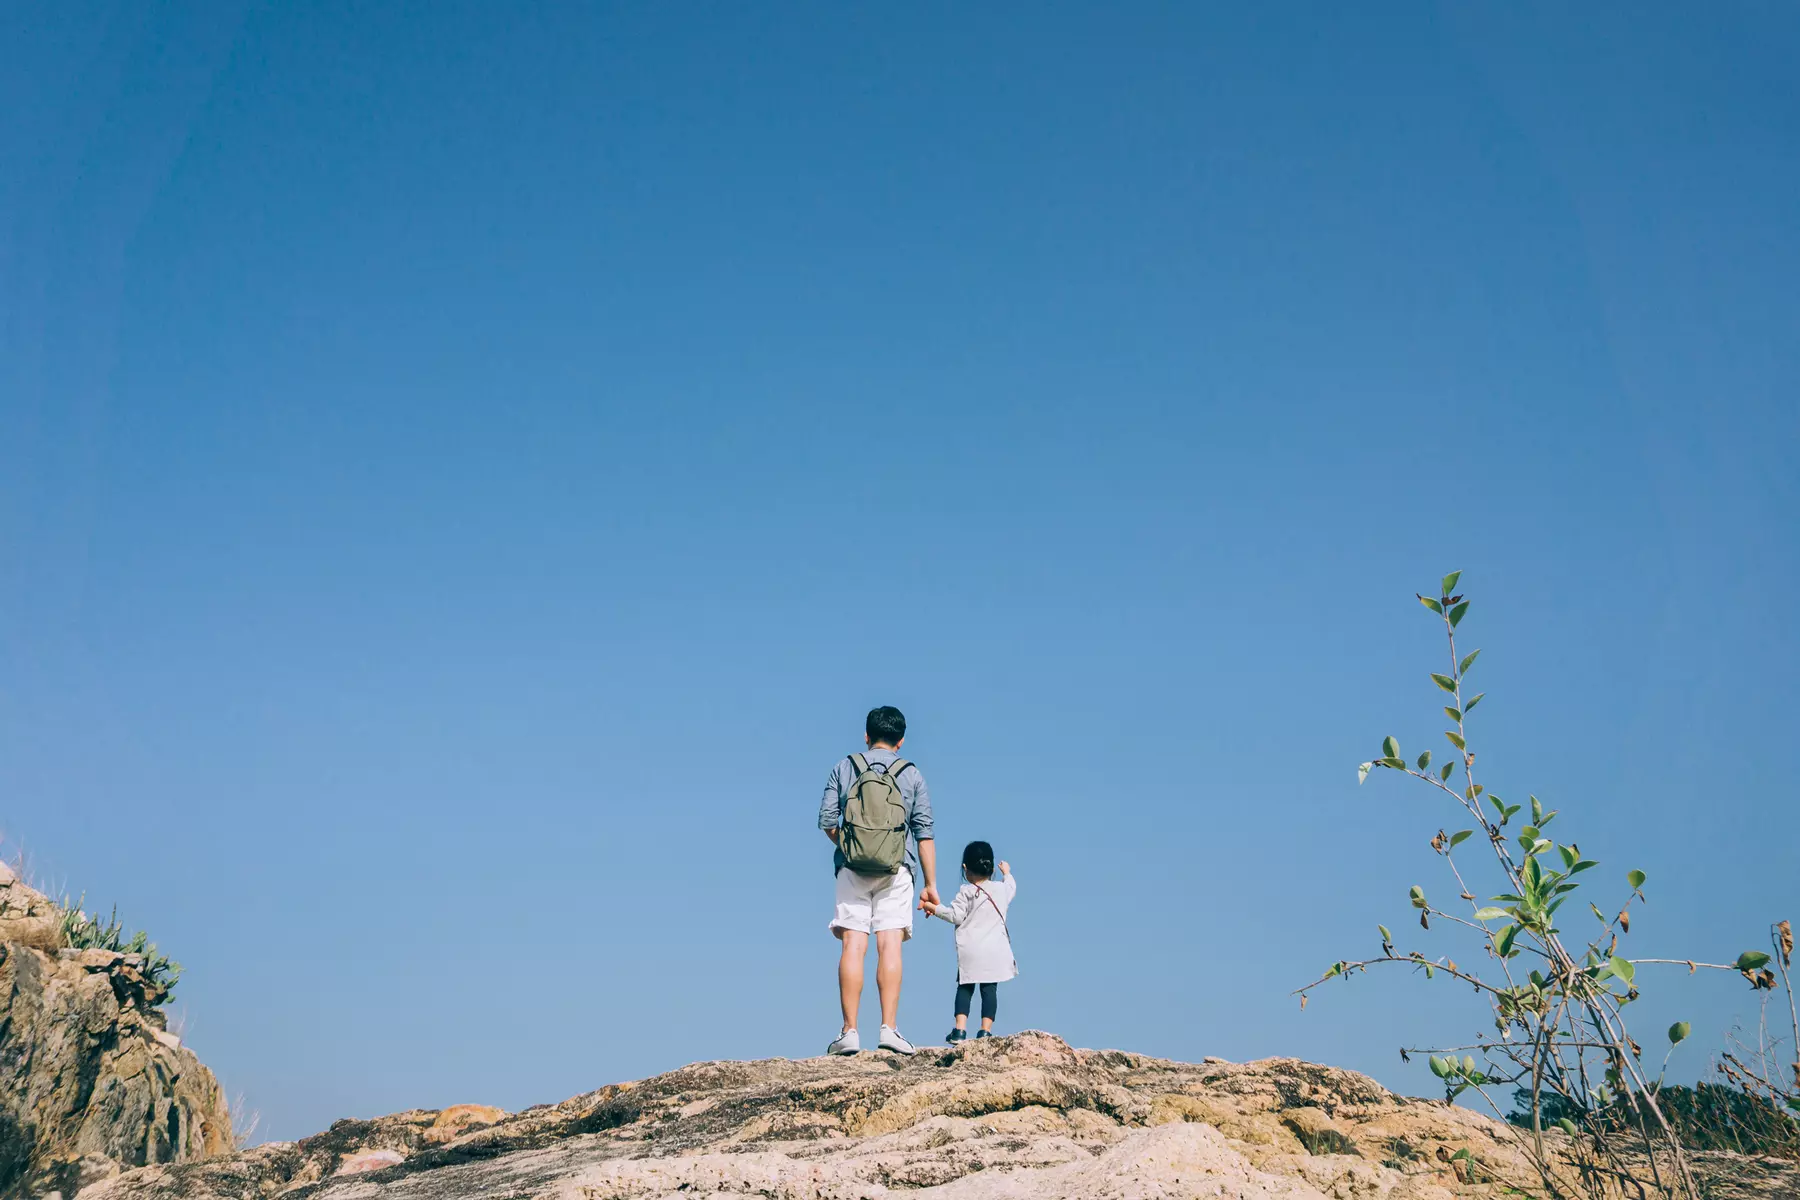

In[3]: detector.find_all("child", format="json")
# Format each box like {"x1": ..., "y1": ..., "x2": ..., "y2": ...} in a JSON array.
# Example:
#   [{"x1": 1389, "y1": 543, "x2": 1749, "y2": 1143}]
[{"x1": 925, "y1": 840, "x2": 1017, "y2": 1042}]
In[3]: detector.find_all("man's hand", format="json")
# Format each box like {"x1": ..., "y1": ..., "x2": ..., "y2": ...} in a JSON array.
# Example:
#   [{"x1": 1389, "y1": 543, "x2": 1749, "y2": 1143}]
[{"x1": 918, "y1": 886, "x2": 940, "y2": 911}]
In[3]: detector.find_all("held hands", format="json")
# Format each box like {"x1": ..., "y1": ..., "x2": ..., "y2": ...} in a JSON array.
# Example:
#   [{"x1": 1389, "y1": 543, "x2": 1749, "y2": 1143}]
[{"x1": 917, "y1": 886, "x2": 940, "y2": 912}]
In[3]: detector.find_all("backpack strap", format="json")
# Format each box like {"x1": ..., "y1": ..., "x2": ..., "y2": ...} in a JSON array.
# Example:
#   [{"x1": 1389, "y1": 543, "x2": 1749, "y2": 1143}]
[
  {"x1": 885, "y1": 758, "x2": 910, "y2": 780},
  {"x1": 849, "y1": 753, "x2": 869, "y2": 775}
]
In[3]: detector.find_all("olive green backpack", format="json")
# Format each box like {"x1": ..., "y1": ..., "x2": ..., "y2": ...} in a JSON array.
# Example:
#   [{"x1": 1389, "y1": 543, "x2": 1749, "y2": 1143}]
[{"x1": 839, "y1": 753, "x2": 911, "y2": 876}]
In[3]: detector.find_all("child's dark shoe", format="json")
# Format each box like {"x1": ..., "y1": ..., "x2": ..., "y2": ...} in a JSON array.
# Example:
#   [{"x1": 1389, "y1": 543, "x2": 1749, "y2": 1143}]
[
  {"x1": 946, "y1": 1029, "x2": 967, "y2": 1044},
  {"x1": 976, "y1": 1030, "x2": 993, "y2": 1039}
]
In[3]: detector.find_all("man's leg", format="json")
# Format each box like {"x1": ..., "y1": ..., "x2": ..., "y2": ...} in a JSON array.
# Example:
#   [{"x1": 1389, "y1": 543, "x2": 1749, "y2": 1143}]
[
  {"x1": 837, "y1": 930, "x2": 868, "y2": 1031},
  {"x1": 874, "y1": 928, "x2": 905, "y2": 1029}
]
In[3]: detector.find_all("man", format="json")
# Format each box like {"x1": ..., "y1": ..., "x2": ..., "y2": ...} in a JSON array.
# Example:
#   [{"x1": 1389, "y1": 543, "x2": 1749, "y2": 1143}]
[{"x1": 817, "y1": 705, "x2": 938, "y2": 1055}]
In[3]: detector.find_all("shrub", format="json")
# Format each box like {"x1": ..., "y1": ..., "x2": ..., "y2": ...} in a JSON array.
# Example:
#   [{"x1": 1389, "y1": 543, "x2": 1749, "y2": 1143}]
[
  {"x1": 59, "y1": 897, "x2": 183, "y2": 1001},
  {"x1": 1296, "y1": 575, "x2": 1795, "y2": 1199}
]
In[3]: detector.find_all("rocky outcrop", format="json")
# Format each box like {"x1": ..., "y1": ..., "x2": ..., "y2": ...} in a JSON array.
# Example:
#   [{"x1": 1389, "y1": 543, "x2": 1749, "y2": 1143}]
[
  {"x1": 0, "y1": 868, "x2": 233, "y2": 1199},
  {"x1": 0, "y1": 865, "x2": 65, "y2": 953},
  {"x1": 73, "y1": 1031, "x2": 1800, "y2": 1199}
]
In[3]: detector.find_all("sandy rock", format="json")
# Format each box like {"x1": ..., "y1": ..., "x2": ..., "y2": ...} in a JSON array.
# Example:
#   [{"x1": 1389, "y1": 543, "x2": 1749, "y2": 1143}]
[
  {"x1": 423, "y1": 1105, "x2": 508, "y2": 1145},
  {"x1": 0, "y1": 874, "x2": 67, "y2": 951},
  {"x1": 337, "y1": 1149, "x2": 406, "y2": 1175},
  {"x1": 71, "y1": 1031, "x2": 1800, "y2": 1200},
  {"x1": 0, "y1": 922, "x2": 232, "y2": 1197}
]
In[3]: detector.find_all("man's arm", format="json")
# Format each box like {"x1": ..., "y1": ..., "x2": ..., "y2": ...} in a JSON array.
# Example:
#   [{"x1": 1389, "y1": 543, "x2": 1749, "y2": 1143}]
[
  {"x1": 818, "y1": 759, "x2": 847, "y2": 844},
  {"x1": 917, "y1": 837, "x2": 938, "y2": 909},
  {"x1": 905, "y1": 768, "x2": 938, "y2": 907}
]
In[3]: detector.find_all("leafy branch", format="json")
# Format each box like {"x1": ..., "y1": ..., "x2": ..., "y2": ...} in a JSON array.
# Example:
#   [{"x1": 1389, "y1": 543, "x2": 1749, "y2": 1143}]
[{"x1": 1298, "y1": 575, "x2": 1789, "y2": 1199}]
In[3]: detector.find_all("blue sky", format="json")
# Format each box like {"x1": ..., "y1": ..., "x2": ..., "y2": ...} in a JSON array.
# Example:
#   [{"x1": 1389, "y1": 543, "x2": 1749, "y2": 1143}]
[{"x1": 3, "y1": 3, "x2": 1796, "y2": 1142}]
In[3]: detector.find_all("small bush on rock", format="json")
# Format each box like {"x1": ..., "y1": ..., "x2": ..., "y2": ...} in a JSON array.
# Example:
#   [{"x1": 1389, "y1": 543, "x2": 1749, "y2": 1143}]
[{"x1": 59, "y1": 896, "x2": 183, "y2": 999}]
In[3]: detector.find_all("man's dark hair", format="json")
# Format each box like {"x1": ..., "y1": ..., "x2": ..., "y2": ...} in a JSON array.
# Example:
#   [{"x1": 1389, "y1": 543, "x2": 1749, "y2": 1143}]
[
  {"x1": 962, "y1": 841, "x2": 995, "y2": 879},
  {"x1": 865, "y1": 706, "x2": 906, "y2": 746}
]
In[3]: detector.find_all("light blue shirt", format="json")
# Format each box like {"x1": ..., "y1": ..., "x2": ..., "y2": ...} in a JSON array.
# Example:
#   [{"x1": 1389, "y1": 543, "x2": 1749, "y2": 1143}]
[{"x1": 817, "y1": 747, "x2": 934, "y2": 883}]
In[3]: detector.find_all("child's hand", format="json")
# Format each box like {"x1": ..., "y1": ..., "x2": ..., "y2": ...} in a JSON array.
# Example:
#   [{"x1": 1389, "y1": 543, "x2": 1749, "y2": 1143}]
[{"x1": 998, "y1": 860, "x2": 1011, "y2": 876}]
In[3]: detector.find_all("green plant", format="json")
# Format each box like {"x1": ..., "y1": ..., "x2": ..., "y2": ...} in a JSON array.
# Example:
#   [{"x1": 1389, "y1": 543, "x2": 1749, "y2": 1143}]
[
  {"x1": 1508, "y1": 1081, "x2": 1800, "y2": 1158},
  {"x1": 59, "y1": 895, "x2": 183, "y2": 1000},
  {"x1": 1296, "y1": 575, "x2": 1793, "y2": 1200}
]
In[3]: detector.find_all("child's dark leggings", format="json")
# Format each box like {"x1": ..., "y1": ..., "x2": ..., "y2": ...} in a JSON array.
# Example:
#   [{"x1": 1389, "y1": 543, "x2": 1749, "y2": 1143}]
[{"x1": 954, "y1": 982, "x2": 998, "y2": 1022}]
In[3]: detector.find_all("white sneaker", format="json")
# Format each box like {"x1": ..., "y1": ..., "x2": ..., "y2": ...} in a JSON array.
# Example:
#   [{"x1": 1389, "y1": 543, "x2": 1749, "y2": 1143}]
[
  {"x1": 878, "y1": 1025, "x2": 916, "y2": 1055},
  {"x1": 828, "y1": 1028, "x2": 860, "y2": 1056}
]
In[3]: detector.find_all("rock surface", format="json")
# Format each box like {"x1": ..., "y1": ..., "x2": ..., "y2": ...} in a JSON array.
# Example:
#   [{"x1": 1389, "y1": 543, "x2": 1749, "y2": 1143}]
[
  {"x1": 0, "y1": 875, "x2": 233, "y2": 1199},
  {"x1": 72, "y1": 1031, "x2": 1800, "y2": 1200}
]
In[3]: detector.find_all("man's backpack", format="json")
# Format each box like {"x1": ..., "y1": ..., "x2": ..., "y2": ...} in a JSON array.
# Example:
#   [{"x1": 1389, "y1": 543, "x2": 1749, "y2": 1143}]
[{"x1": 839, "y1": 753, "x2": 911, "y2": 876}]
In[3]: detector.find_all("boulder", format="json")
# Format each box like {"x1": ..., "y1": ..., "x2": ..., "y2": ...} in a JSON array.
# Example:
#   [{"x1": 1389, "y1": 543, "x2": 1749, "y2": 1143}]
[
  {"x1": 0, "y1": 879, "x2": 232, "y2": 1198},
  {"x1": 0, "y1": 873, "x2": 67, "y2": 952}
]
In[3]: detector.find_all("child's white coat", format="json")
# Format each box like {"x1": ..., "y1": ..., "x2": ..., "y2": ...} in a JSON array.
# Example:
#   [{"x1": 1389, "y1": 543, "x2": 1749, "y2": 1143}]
[{"x1": 927, "y1": 873, "x2": 1017, "y2": 984}]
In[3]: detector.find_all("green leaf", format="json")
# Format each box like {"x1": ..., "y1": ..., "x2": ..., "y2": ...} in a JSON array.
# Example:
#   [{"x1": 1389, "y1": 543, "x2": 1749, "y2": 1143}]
[
  {"x1": 1431, "y1": 673, "x2": 1458, "y2": 693},
  {"x1": 1489, "y1": 795, "x2": 1506, "y2": 818},
  {"x1": 1459, "y1": 649, "x2": 1481, "y2": 675},
  {"x1": 1497, "y1": 924, "x2": 1520, "y2": 957},
  {"x1": 1377, "y1": 924, "x2": 1391, "y2": 944},
  {"x1": 1449, "y1": 829, "x2": 1473, "y2": 848},
  {"x1": 1669, "y1": 1021, "x2": 1690, "y2": 1046},
  {"x1": 1556, "y1": 1117, "x2": 1580, "y2": 1137},
  {"x1": 1558, "y1": 845, "x2": 1577, "y2": 870},
  {"x1": 1409, "y1": 886, "x2": 1427, "y2": 908},
  {"x1": 1590, "y1": 902, "x2": 1607, "y2": 922},
  {"x1": 1610, "y1": 955, "x2": 1636, "y2": 985},
  {"x1": 1445, "y1": 730, "x2": 1466, "y2": 750},
  {"x1": 1419, "y1": 596, "x2": 1444, "y2": 614},
  {"x1": 1429, "y1": 1055, "x2": 1450, "y2": 1078},
  {"x1": 1382, "y1": 736, "x2": 1400, "y2": 760},
  {"x1": 1531, "y1": 796, "x2": 1544, "y2": 824},
  {"x1": 1440, "y1": 762, "x2": 1454, "y2": 781},
  {"x1": 1444, "y1": 707, "x2": 1462, "y2": 723},
  {"x1": 1570, "y1": 859, "x2": 1597, "y2": 875},
  {"x1": 1381, "y1": 757, "x2": 1406, "y2": 770},
  {"x1": 1738, "y1": 951, "x2": 1773, "y2": 972},
  {"x1": 1520, "y1": 825, "x2": 1540, "y2": 843},
  {"x1": 1462, "y1": 1055, "x2": 1476, "y2": 1076},
  {"x1": 1502, "y1": 803, "x2": 1522, "y2": 821},
  {"x1": 1473, "y1": 907, "x2": 1510, "y2": 921},
  {"x1": 1448, "y1": 601, "x2": 1470, "y2": 627},
  {"x1": 1357, "y1": 762, "x2": 1372, "y2": 785},
  {"x1": 1416, "y1": 750, "x2": 1432, "y2": 771},
  {"x1": 1441, "y1": 571, "x2": 1462, "y2": 597},
  {"x1": 1627, "y1": 869, "x2": 1646, "y2": 890}
]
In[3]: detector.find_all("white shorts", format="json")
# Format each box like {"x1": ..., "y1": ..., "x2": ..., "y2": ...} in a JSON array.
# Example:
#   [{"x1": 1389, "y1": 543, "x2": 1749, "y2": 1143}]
[{"x1": 830, "y1": 867, "x2": 915, "y2": 940}]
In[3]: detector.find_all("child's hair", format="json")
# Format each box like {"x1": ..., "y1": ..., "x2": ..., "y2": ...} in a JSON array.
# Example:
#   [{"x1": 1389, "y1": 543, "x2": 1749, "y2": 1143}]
[{"x1": 961, "y1": 840, "x2": 995, "y2": 879}]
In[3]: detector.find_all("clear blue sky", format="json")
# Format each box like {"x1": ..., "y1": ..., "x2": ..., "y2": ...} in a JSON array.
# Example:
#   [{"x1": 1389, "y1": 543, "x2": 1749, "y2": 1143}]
[{"x1": 3, "y1": 3, "x2": 1795, "y2": 1143}]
